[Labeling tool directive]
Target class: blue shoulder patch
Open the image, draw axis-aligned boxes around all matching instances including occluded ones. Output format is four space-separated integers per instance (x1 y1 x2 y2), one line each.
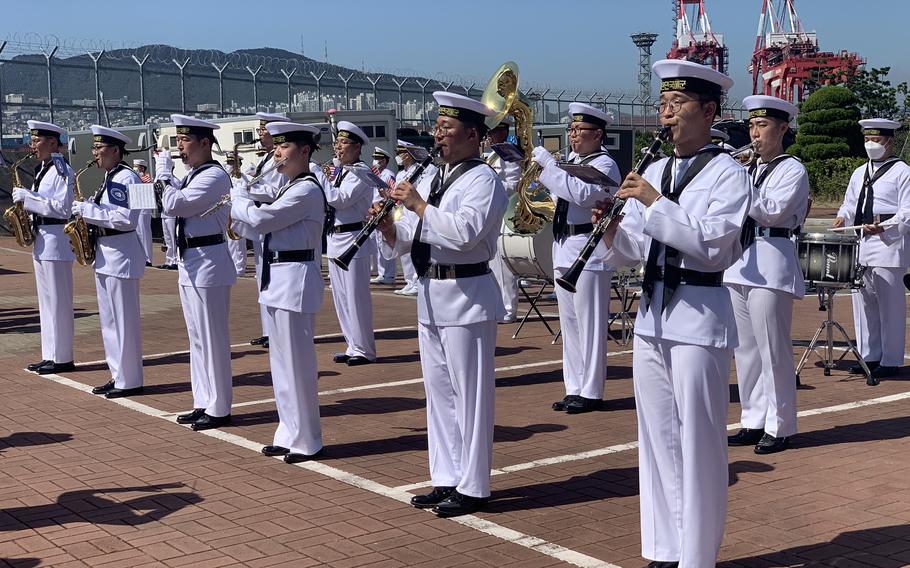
107 181 130 208
51 153 68 177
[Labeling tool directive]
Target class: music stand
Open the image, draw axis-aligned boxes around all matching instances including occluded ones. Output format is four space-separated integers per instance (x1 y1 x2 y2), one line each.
609 268 639 346
794 283 875 386
512 277 557 339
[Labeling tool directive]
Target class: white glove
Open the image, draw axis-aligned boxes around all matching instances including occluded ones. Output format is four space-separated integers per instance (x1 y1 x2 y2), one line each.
71 201 86 217
532 146 555 170
154 151 174 176
11 187 29 203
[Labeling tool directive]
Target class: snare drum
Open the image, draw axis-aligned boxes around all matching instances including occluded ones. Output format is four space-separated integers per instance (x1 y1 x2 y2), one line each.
797 232 860 287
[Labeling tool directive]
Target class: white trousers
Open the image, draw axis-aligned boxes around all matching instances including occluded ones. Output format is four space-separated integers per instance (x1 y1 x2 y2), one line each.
227 236 247 276
490 237 518 319
136 210 153 263
729 284 797 437
374 232 397 280
179 285 233 417
328 256 376 360
852 266 907 366
268 309 322 455
251 239 269 337
420 320 496 498
633 335 731 567
554 267 611 400
33 259 74 363
95 274 144 389
162 217 178 265
400 252 418 287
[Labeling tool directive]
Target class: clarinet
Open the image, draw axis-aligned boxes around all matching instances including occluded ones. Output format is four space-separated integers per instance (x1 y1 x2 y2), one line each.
331 147 440 271
555 126 671 293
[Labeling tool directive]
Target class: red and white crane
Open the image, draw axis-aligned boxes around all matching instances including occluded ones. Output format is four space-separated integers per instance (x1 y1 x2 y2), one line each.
749 0 864 102
666 0 729 75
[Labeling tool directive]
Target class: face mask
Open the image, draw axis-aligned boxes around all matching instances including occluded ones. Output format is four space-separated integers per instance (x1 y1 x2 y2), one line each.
395 156 404 167
865 141 886 160
372 160 381 169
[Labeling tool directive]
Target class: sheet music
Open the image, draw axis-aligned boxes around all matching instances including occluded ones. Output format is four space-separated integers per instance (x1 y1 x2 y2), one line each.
128 183 157 210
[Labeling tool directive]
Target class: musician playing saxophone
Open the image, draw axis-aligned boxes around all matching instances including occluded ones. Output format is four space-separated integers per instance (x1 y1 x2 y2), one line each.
71 125 146 398
12 121 76 375
530 103 620 414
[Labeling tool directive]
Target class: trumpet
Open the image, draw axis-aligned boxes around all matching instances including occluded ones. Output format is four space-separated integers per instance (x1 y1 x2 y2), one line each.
555 126 672 293
730 142 755 165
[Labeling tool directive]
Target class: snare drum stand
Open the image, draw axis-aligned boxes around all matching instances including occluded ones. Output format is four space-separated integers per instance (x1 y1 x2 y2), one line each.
512 277 557 339
795 284 875 386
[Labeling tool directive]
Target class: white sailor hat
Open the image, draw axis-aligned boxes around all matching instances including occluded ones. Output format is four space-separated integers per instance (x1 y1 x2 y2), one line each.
224 151 241 163
90 124 131 146
652 59 734 96
256 112 289 124
336 120 369 146
568 102 613 129
133 159 148 167
709 128 729 143
433 91 495 127
743 95 797 123
396 139 415 152
859 118 901 137
265 121 320 145
372 146 392 160
27 120 65 139
170 114 220 136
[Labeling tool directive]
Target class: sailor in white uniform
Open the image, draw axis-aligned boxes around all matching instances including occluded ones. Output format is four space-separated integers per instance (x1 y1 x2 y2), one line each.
154 150 179 270
237 112 290 348
710 127 736 153
377 91 507 517
326 121 377 366
224 152 248 276
835 118 910 380
13 120 76 375
371 146 398 284
532 103 621 413
232 122 325 464
725 95 808 454
484 119 521 323
600 60 750 568
156 114 236 431
74 126 146 398
393 140 439 296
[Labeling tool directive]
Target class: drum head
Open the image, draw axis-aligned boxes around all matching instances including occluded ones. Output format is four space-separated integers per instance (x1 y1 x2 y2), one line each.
499 223 554 280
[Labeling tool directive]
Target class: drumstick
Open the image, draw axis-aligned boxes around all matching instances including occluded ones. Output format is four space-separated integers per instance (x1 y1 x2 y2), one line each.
828 219 899 232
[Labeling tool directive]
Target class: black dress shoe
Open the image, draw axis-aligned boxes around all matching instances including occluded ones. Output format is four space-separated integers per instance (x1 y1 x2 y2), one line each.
283 449 323 464
565 396 603 414
191 413 231 431
176 408 205 424
410 486 456 509
250 336 269 346
552 396 572 411
105 386 143 399
871 365 899 379
432 491 489 518
156 264 170 269
754 433 790 455
346 356 372 366
92 380 116 395
333 353 351 364
728 428 765 446
166 264 178 270
849 360 879 374
647 562 679 568
36 361 76 375
145 261 152 267
27 360 50 372
261 445 289 456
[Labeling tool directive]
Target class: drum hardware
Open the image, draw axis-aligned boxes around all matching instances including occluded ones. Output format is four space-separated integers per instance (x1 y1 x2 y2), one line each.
510 277 557 340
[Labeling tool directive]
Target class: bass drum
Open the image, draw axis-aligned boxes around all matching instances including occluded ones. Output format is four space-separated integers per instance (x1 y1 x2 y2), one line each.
499 194 554 280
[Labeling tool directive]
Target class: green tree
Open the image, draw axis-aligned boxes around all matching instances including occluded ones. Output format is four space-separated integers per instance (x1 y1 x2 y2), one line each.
842 67 907 119
789 86 864 161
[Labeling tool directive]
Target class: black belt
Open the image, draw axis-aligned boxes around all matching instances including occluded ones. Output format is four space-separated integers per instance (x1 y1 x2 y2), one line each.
95 227 135 238
424 262 490 280
754 227 793 238
33 216 66 226
567 223 594 236
654 267 724 287
185 234 225 248
266 249 315 264
333 221 364 234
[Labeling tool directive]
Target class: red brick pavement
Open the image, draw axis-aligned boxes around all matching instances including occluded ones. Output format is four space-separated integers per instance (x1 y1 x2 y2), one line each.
1 236 910 567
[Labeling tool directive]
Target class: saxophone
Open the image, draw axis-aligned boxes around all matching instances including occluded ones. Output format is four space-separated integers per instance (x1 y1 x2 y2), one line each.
65 159 99 266
3 151 37 247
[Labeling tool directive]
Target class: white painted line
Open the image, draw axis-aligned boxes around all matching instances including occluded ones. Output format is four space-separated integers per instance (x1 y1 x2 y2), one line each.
0 246 33 256
34 371 621 568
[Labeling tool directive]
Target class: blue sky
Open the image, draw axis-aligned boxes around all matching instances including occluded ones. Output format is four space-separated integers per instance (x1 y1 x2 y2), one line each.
3 0 907 101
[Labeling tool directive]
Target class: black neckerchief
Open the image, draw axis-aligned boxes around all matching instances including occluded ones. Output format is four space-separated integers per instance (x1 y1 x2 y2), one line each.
641 147 725 313
261 171 323 291
91 162 129 204
552 151 608 241
32 161 54 191
175 160 226 259
854 157 902 228
254 150 275 178
740 154 795 250
410 157 484 278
